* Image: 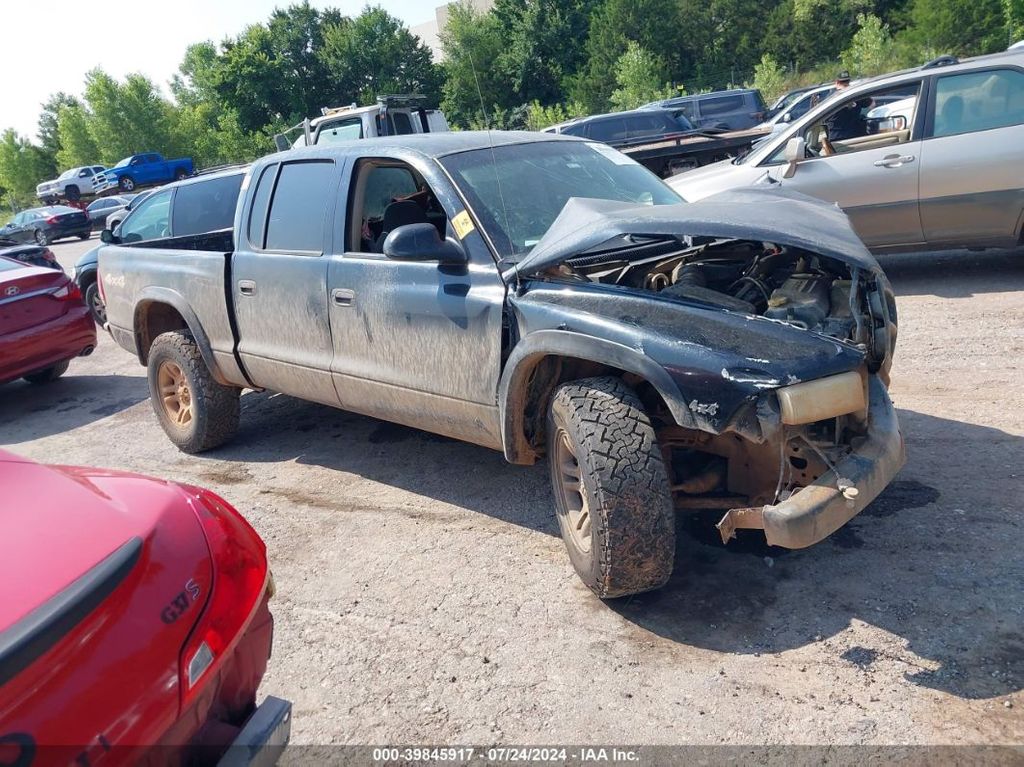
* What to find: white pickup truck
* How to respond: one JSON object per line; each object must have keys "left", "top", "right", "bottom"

{"left": 36, "top": 165, "right": 106, "bottom": 203}
{"left": 274, "top": 95, "right": 449, "bottom": 150}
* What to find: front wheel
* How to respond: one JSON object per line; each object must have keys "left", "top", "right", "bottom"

{"left": 547, "top": 376, "right": 675, "bottom": 599}
{"left": 34, "top": 229, "right": 50, "bottom": 246}
{"left": 147, "top": 330, "right": 240, "bottom": 453}
{"left": 118, "top": 175, "right": 135, "bottom": 192}
{"left": 65, "top": 185, "right": 81, "bottom": 201}
{"left": 24, "top": 360, "right": 70, "bottom": 384}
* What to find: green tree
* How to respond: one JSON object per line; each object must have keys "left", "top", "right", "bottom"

{"left": 213, "top": 3, "right": 344, "bottom": 132}
{"left": 752, "top": 54, "right": 789, "bottom": 104}
{"left": 0, "top": 130, "right": 52, "bottom": 207}
{"left": 1008, "top": 0, "right": 1024, "bottom": 41}
{"left": 905, "top": 0, "right": 1007, "bottom": 55}
{"left": 570, "top": 0, "right": 685, "bottom": 111}
{"left": 320, "top": 7, "right": 441, "bottom": 106}
{"left": 491, "top": 0, "right": 599, "bottom": 106}
{"left": 55, "top": 104, "right": 101, "bottom": 169}
{"left": 439, "top": 2, "right": 512, "bottom": 127}
{"left": 36, "top": 92, "right": 79, "bottom": 175}
{"left": 609, "top": 42, "right": 675, "bottom": 110}
{"left": 841, "top": 13, "right": 893, "bottom": 76}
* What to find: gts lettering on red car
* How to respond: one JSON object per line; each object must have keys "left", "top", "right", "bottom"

{"left": 160, "top": 578, "right": 201, "bottom": 625}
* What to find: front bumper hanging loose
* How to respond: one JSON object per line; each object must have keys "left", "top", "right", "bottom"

{"left": 716, "top": 375, "right": 906, "bottom": 548}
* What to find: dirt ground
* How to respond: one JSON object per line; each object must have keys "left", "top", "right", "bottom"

{"left": 2, "top": 236, "right": 1022, "bottom": 747}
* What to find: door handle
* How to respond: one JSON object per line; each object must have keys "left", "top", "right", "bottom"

{"left": 238, "top": 279, "right": 256, "bottom": 296}
{"left": 332, "top": 288, "right": 355, "bottom": 307}
{"left": 874, "top": 154, "right": 915, "bottom": 168}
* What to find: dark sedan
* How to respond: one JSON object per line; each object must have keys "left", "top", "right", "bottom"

{"left": 85, "top": 195, "right": 132, "bottom": 229}
{"left": 0, "top": 206, "right": 91, "bottom": 245}
{"left": 0, "top": 238, "right": 61, "bottom": 270}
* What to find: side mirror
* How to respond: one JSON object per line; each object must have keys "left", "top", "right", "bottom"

{"left": 783, "top": 136, "right": 806, "bottom": 179}
{"left": 100, "top": 229, "right": 119, "bottom": 244}
{"left": 273, "top": 133, "right": 291, "bottom": 152}
{"left": 780, "top": 111, "right": 792, "bottom": 123}
{"left": 383, "top": 223, "right": 467, "bottom": 264}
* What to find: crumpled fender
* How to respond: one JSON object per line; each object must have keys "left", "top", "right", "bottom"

{"left": 498, "top": 328, "right": 696, "bottom": 464}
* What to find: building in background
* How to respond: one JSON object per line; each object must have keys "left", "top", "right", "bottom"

{"left": 411, "top": 0, "right": 495, "bottom": 61}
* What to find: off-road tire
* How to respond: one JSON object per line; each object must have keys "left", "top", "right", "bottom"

{"left": 65, "top": 184, "right": 81, "bottom": 201}
{"left": 547, "top": 376, "right": 675, "bottom": 598}
{"left": 24, "top": 360, "right": 70, "bottom": 384}
{"left": 147, "top": 330, "right": 240, "bottom": 453}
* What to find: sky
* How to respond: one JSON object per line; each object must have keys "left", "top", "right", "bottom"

{"left": 0, "top": 0, "right": 437, "bottom": 141}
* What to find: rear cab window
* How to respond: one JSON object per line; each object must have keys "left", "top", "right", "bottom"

{"left": 261, "top": 161, "right": 336, "bottom": 253}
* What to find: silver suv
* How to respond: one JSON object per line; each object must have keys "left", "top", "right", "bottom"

{"left": 668, "top": 51, "right": 1024, "bottom": 252}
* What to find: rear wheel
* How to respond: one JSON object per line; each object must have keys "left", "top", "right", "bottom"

{"left": 174, "top": 168, "right": 189, "bottom": 181}
{"left": 547, "top": 376, "right": 676, "bottom": 599}
{"left": 24, "top": 360, "right": 70, "bottom": 384}
{"left": 84, "top": 281, "right": 106, "bottom": 325}
{"left": 34, "top": 229, "right": 49, "bottom": 246}
{"left": 78, "top": 232, "right": 90, "bottom": 240}
{"left": 147, "top": 330, "right": 240, "bottom": 453}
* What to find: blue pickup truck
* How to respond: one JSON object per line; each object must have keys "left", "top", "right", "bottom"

{"left": 93, "top": 152, "right": 194, "bottom": 194}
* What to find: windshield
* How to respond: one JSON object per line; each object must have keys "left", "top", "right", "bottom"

{"left": 440, "top": 141, "right": 682, "bottom": 260}
{"left": 114, "top": 156, "right": 132, "bottom": 168}
{"left": 58, "top": 169, "right": 76, "bottom": 180}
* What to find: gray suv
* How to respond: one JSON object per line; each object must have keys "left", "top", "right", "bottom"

{"left": 668, "top": 51, "right": 1024, "bottom": 253}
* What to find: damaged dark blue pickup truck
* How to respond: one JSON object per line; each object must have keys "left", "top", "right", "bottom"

{"left": 99, "top": 132, "right": 904, "bottom": 598}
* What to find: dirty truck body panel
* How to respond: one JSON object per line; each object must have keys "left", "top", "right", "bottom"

{"left": 100, "top": 132, "right": 904, "bottom": 589}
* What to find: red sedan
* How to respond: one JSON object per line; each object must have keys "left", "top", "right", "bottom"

{"left": 0, "top": 451, "right": 290, "bottom": 765}
{"left": 0, "top": 256, "right": 96, "bottom": 386}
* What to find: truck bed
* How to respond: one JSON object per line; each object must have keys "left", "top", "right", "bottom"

{"left": 100, "top": 229, "right": 244, "bottom": 386}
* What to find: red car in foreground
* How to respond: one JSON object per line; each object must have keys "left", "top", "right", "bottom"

{"left": 0, "top": 451, "right": 290, "bottom": 765}
{"left": 0, "top": 256, "right": 96, "bottom": 386}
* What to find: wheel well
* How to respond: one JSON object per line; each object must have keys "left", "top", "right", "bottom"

{"left": 135, "top": 301, "right": 188, "bottom": 364}
{"left": 510, "top": 354, "right": 675, "bottom": 463}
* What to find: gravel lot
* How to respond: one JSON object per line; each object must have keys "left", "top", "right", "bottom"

{"left": 3, "top": 235, "right": 1022, "bottom": 747}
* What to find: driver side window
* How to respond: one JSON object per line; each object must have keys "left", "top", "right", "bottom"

{"left": 772, "top": 81, "right": 922, "bottom": 162}
{"left": 119, "top": 189, "right": 172, "bottom": 243}
{"left": 347, "top": 161, "right": 448, "bottom": 254}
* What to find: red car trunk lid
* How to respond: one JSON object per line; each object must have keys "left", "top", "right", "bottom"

{"left": 0, "top": 263, "right": 73, "bottom": 334}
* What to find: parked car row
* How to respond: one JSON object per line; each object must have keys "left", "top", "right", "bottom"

{"left": 669, "top": 49, "right": 1024, "bottom": 253}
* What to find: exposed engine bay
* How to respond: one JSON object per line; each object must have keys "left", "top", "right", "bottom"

{"left": 556, "top": 236, "right": 898, "bottom": 373}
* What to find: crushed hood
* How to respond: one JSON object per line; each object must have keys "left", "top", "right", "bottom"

{"left": 509, "top": 187, "right": 882, "bottom": 279}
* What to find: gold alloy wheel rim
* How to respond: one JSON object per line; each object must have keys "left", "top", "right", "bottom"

{"left": 158, "top": 361, "right": 193, "bottom": 428}
{"left": 554, "top": 429, "right": 592, "bottom": 554}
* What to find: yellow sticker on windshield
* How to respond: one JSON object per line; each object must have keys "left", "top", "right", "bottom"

{"left": 451, "top": 210, "right": 476, "bottom": 240}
